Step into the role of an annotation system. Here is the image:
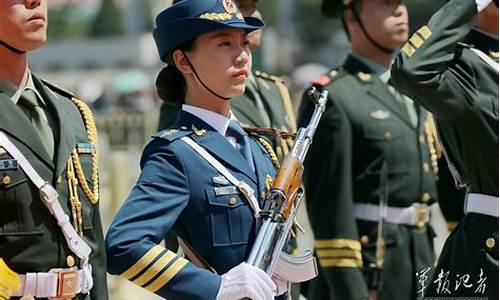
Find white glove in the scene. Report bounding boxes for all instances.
[215,262,277,300]
[272,274,289,296]
[476,0,492,11]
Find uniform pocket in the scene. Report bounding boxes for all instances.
[0,169,43,235]
[206,188,252,246]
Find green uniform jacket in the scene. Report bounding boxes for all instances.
[0,75,108,299]
[298,55,438,300]
[391,0,498,297]
[158,70,296,161]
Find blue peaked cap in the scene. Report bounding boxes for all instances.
[153,0,265,62]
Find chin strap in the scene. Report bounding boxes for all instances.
[182,51,231,101]
[345,4,395,55]
[0,40,25,54]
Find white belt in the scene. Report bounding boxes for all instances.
[353,203,430,228]
[12,268,85,298]
[465,193,499,218]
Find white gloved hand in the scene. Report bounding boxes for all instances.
[272,274,289,296]
[476,0,492,11]
[215,262,277,300]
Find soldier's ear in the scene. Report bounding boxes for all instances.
[172,50,193,75]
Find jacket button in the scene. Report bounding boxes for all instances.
[485,238,496,249]
[2,176,11,185]
[423,163,430,173]
[419,135,425,144]
[66,255,75,267]
[384,131,392,140]
[0,147,6,155]
[360,235,370,245]
[228,197,238,206]
[421,192,431,202]
[56,176,63,185]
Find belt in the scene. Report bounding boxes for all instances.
[12,268,85,299]
[465,193,499,218]
[353,203,430,228]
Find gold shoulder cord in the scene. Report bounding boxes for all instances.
[67,157,83,236]
[70,97,99,204]
[256,137,280,170]
[274,79,297,132]
[424,114,441,178]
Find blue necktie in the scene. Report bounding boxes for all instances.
[226,120,254,171]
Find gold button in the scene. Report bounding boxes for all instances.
[56,176,62,185]
[66,255,75,267]
[360,235,370,245]
[2,176,11,185]
[485,238,496,249]
[0,147,6,155]
[423,163,430,173]
[228,197,238,206]
[421,192,431,203]
[419,135,425,144]
[384,131,392,140]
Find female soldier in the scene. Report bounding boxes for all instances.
[105,0,286,299]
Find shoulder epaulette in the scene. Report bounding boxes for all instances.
[41,79,76,99]
[311,68,343,87]
[153,126,192,142]
[254,70,284,83]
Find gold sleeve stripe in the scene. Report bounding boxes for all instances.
[121,245,164,280]
[314,239,361,251]
[409,34,424,49]
[133,251,177,286]
[316,249,362,260]
[319,258,363,268]
[144,256,189,293]
[417,25,432,40]
[402,43,416,58]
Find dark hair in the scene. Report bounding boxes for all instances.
[156,39,196,105]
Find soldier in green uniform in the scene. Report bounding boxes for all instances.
[297,0,440,299]
[157,0,296,161]
[391,0,498,298]
[0,0,108,299]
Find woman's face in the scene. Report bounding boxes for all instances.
[185,28,252,99]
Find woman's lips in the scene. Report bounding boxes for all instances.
[232,70,248,80]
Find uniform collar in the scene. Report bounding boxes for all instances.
[10,72,46,106]
[466,28,499,54]
[349,53,388,76]
[181,104,238,136]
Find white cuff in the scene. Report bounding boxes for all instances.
[476,0,492,11]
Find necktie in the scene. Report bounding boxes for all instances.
[226,119,254,171]
[388,84,418,127]
[18,89,55,157]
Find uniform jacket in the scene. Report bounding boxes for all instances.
[106,111,277,300]
[392,0,499,196]
[0,75,108,299]
[297,55,438,300]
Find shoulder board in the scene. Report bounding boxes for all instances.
[41,79,76,99]
[254,70,284,83]
[311,68,343,87]
[153,127,192,142]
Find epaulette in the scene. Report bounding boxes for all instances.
[153,126,192,142]
[311,68,343,87]
[41,79,77,99]
[254,70,285,83]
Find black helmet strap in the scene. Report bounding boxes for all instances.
[182,51,231,101]
[0,40,25,55]
[346,4,394,55]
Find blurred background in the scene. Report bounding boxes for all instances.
[29,0,445,298]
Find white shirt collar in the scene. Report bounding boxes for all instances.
[11,72,45,105]
[182,104,238,136]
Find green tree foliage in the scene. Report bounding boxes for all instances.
[90,0,125,37]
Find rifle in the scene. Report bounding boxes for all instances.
[246,86,328,283]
